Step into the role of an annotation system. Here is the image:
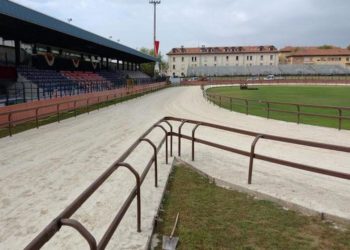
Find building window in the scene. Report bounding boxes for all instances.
[173,65,175,70]
[182,57,184,62]
[250,56,253,60]
[236,56,239,61]
[270,55,274,60]
[195,56,197,62]
[226,56,229,61]
[173,57,175,62]
[214,56,217,62]
[347,57,349,62]
[260,55,264,60]
[247,56,249,61]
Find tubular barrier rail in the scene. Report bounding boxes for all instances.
[165,116,350,184]
[25,116,350,249]
[205,92,350,130]
[25,117,173,250]
[0,83,167,136]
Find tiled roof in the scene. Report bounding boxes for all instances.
[167,45,278,55]
[287,48,350,57]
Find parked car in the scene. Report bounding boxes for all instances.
[263,74,275,80]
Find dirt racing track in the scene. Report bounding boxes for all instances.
[0,86,350,249]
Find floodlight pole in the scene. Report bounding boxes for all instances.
[149,0,160,75]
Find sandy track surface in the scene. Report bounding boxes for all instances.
[1,86,350,249]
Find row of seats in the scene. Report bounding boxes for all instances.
[14,67,152,100]
[17,66,77,90]
[17,67,152,92]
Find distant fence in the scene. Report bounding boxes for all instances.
[181,78,350,86]
[202,85,350,130]
[2,78,166,106]
[0,82,167,136]
[25,116,350,249]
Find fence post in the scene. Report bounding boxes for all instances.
[57,104,60,123]
[245,99,249,115]
[35,108,39,128]
[296,104,300,124]
[338,108,342,130]
[178,120,187,157]
[140,138,158,187]
[192,123,202,161]
[266,102,270,119]
[8,113,12,137]
[248,135,264,184]
[87,99,90,114]
[230,97,233,111]
[74,101,77,118]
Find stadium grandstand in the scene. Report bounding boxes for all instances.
[0,0,163,106]
[187,64,350,77]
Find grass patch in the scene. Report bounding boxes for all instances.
[154,164,350,250]
[206,85,350,129]
[0,87,166,138]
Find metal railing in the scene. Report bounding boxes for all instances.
[166,117,350,184]
[25,116,350,249]
[2,78,166,106]
[25,117,173,250]
[205,92,350,130]
[0,83,167,136]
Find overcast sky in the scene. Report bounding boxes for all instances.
[11,0,350,55]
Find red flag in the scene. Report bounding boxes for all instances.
[154,40,160,57]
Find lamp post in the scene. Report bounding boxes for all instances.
[149,0,161,75]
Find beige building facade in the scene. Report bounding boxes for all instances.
[167,45,279,77]
[280,46,350,67]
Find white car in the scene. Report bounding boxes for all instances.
[263,75,275,80]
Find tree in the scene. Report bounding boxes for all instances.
[347,45,350,50]
[318,45,333,49]
[139,47,167,77]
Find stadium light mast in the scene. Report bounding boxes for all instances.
[149,0,161,74]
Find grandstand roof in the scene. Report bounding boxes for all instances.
[0,0,156,63]
[167,45,278,55]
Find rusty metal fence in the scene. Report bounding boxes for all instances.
[25,116,350,249]
[205,91,350,130]
[0,83,167,136]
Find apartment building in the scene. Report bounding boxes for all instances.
[167,45,279,77]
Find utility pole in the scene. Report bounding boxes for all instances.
[149,0,161,75]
